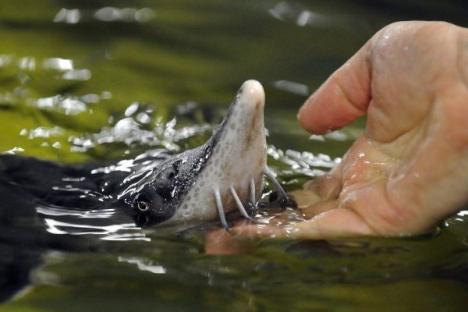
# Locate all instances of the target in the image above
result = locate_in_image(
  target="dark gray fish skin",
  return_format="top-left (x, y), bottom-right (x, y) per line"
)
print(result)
top-left (115, 144), bottom-right (216, 226)
top-left (0, 80), bottom-right (268, 229)
top-left (0, 80), bottom-right (272, 302)
top-left (0, 81), bottom-right (272, 302)
top-left (114, 80), bottom-right (266, 227)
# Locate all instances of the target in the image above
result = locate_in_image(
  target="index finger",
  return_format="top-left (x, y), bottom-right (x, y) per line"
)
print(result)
top-left (298, 42), bottom-right (372, 134)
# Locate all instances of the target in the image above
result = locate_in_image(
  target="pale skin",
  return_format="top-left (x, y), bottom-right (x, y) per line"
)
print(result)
top-left (205, 21), bottom-right (468, 253)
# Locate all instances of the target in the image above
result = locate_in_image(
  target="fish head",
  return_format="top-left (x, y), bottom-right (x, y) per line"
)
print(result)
top-left (120, 80), bottom-right (267, 227)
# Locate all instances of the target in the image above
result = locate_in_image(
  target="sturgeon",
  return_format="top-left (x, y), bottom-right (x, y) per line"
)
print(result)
top-left (114, 80), bottom-right (288, 228)
top-left (0, 80), bottom-right (289, 229)
top-left (0, 80), bottom-right (289, 303)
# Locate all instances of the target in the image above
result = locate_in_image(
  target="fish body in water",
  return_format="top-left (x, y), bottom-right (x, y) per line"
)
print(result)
top-left (0, 80), bottom-right (288, 228)
top-left (0, 81), bottom-right (290, 302)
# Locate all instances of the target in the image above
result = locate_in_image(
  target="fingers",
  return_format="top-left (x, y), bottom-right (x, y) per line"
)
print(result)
top-left (298, 42), bottom-right (372, 134)
top-left (292, 161), bottom-right (344, 216)
top-left (300, 200), bottom-right (338, 219)
top-left (289, 208), bottom-right (374, 239)
top-left (291, 176), bottom-right (342, 218)
top-left (205, 227), bottom-right (256, 255)
top-left (203, 209), bottom-right (372, 255)
top-left (228, 207), bottom-right (374, 240)
top-left (230, 222), bottom-right (289, 237)
top-left (303, 171), bottom-right (342, 200)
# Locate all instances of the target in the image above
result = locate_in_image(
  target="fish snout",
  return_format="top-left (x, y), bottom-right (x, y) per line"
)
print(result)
top-left (237, 79), bottom-right (265, 111)
top-left (166, 80), bottom-right (290, 227)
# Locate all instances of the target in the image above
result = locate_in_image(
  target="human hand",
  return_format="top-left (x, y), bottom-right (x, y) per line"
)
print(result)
top-left (206, 21), bottom-right (468, 250)
top-left (294, 21), bottom-right (468, 238)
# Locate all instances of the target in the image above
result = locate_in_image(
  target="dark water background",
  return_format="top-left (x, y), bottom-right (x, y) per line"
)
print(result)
top-left (1, 1), bottom-right (468, 311)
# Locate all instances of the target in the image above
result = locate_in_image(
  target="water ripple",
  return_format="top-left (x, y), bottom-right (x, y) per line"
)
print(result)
top-left (36, 205), bottom-right (149, 241)
top-left (36, 206), bottom-right (115, 219)
top-left (42, 217), bottom-right (148, 241)
top-left (118, 256), bottom-right (166, 274)
top-left (268, 145), bottom-right (340, 177)
top-left (268, 1), bottom-right (328, 27)
top-left (272, 80), bottom-right (309, 96)
top-left (53, 7), bottom-right (155, 24)
top-left (71, 106), bottom-right (211, 152)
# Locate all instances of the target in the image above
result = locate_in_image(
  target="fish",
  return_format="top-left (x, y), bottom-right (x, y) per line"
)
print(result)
top-left (0, 81), bottom-right (293, 302)
top-left (0, 80), bottom-right (290, 229)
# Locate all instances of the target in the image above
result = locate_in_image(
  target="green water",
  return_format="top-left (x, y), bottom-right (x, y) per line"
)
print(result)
top-left (1, 0), bottom-right (468, 311)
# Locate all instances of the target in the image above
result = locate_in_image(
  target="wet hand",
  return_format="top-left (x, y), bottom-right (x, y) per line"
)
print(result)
top-left (206, 21), bottom-right (468, 249)
top-left (294, 21), bottom-right (468, 238)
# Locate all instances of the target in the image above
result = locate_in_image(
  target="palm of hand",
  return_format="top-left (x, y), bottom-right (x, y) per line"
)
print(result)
top-left (296, 22), bottom-right (468, 238)
top-left (204, 22), bottom-right (468, 250)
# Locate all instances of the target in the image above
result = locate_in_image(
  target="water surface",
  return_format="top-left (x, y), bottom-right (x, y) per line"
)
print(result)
top-left (1, 1), bottom-right (468, 311)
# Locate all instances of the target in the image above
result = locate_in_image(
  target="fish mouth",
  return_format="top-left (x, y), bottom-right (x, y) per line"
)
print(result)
top-left (168, 80), bottom-right (269, 225)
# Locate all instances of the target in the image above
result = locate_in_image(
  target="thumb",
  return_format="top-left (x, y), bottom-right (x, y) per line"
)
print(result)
top-left (298, 42), bottom-right (372, 134)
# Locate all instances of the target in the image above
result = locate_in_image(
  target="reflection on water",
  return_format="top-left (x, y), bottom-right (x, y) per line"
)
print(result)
top-left (71, 110), bottom-right (211, 152)
top-left (269, 1), bottom-right (329, 27)
top-left (35, 95), bottom-right (88, 115)
top-left (272, 80), bottom-right (309, 96)
top-left (36, 206), bottom-right (115, 219)
top-left (268, 145), bottom-right (340, 178)
top-left (54, 7), bottom-right (155, 25)
top-left (42, 218), bottom-right (144, 239)
top-left (118, 256), bottom-right (166, 274)
top-left (1, 0), bottom-right (468, 311)
top-left (2, 55), bottom-right (91, 82)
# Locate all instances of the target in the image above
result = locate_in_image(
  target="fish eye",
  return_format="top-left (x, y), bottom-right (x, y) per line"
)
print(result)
top-left (125, 190), bottom-right (174, 227)
top-left (136, 200), bottom-right (150, 212)
top-left (133, 193), bottom-right (151, 212)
